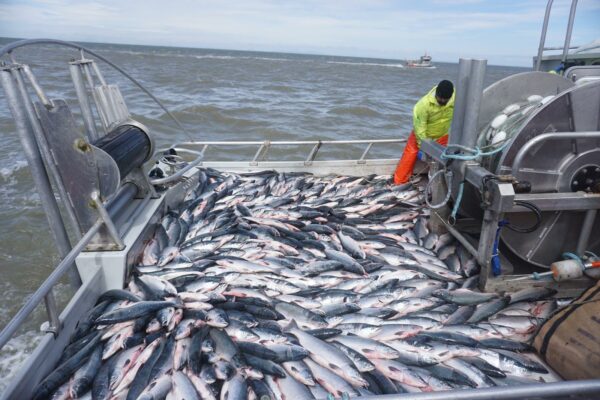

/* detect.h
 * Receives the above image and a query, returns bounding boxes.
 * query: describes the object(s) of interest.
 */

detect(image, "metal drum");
[457,72,574,220]
[497,80,600,267]
[458,74,600,267]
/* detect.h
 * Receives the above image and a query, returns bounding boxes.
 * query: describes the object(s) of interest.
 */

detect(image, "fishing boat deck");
[3,163,567,399]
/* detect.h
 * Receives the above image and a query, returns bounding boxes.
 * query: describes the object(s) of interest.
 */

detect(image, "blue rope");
[441,144,480,161]
[562,252,585,270]
[441,141,510,161]
[450,181,465,222]
[491,220,510,276]
[441,141,511,224]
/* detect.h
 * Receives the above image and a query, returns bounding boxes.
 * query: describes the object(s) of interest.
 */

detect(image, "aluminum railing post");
[21,65,51,107]
[561,0,578,65]
[535,0,554,71]
[0,183,137,350]
[449,58,472,146]
[43,293,61,335]
[462,59,487,148]
[69,63,99,141]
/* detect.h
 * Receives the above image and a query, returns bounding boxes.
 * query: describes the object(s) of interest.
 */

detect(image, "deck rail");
[172,138,407,164]
[0,184,138,351]
[148,138,407,184]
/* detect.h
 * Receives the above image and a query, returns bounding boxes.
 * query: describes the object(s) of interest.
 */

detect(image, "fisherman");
[393,80,455,184]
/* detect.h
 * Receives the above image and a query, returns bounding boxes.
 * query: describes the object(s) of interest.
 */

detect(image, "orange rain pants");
[393,131,448,185]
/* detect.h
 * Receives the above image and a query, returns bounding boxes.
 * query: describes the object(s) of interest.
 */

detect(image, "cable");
[425,169,453,209]
[584,251,599,259]
[505,200,542,233]
[0,39,195,142]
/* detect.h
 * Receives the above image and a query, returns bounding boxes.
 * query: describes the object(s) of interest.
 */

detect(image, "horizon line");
[0,36,531,69]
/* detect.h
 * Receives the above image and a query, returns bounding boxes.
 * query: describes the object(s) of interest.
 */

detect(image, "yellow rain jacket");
[413,86,455,145]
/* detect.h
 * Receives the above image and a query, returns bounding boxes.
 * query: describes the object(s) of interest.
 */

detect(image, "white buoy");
[491,114,507,129]
[491,130,507,145]
[541,95,555,105]
[551,260,584,281]
[527,94,543,104]
[486,127,496,141]
[502,103,520,115]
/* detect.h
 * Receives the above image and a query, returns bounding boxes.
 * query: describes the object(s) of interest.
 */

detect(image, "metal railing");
[360,379,600,399]
[150,138,407,185]
[535,0,579,71]
[151,138,407,185]
[173,138,407,165]
[0,184,137,351]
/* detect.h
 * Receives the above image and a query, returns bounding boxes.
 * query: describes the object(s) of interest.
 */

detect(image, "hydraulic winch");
[421,58,600,293]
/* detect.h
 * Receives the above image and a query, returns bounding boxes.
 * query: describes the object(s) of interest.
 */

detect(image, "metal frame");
[565,65,600,84]
[1,190,166,400]
[149,138,407,185]
[512,131,600,173]
[420,57,600,292]
[173,138,407,164]
[360,379,600,400]
[0,184,137,350]
[0,40,167,349]
[423,131,600,290]
[535,0,579,71]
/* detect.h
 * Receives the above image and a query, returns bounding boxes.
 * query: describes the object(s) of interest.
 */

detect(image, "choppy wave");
[97,47,294,63]
[327,61,405,68]
[194,55,291,62]
[0,331,42,393]
[172,105,266,128]
[328,105,383,117]
[0,160,28,181]
[263,84,297,93]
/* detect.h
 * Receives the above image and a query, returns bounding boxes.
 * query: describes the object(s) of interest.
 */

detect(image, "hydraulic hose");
[506,200,542,233]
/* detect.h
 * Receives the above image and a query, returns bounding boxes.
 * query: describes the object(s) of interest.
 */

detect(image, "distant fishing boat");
[405,53,436,69]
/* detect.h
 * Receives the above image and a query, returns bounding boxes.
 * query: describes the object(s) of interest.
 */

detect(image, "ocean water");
[0,37,527,392]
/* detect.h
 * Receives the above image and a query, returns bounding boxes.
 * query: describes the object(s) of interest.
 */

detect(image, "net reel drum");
[462,74,600,269]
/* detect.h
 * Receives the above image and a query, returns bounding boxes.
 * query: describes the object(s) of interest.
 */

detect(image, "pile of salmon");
[36,169,558,400]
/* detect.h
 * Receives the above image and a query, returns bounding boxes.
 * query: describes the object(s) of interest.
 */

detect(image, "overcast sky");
[1,0,599,66]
